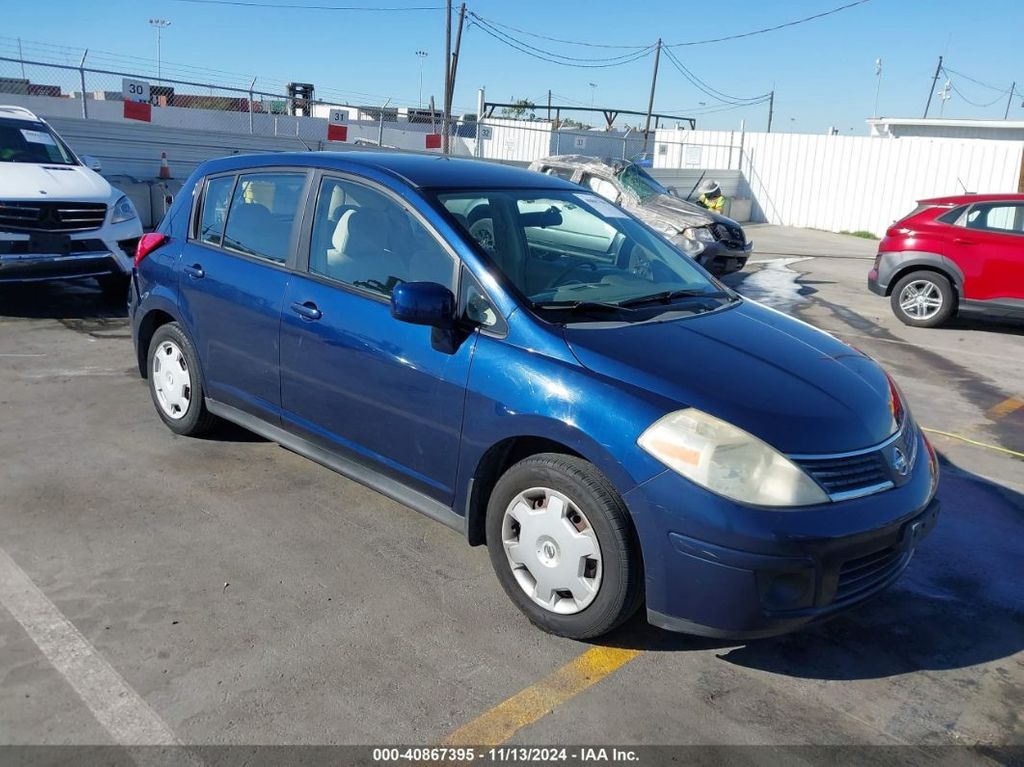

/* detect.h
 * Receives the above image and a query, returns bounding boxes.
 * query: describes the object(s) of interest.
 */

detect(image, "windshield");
[437,189,731,320]
[615,163,670,203]
[0,118,77,165]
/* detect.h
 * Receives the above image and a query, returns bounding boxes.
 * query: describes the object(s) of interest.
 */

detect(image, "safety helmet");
[699,180,721,197]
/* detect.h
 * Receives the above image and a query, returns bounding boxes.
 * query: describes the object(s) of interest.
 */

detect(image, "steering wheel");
[548,261,600,289]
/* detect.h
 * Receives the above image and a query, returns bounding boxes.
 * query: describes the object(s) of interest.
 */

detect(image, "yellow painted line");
[986,397,1024,420]
[922,427,1024,460]
[442,647,641,747]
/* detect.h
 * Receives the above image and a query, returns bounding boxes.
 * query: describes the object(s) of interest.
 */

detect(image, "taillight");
[134,233,168,267]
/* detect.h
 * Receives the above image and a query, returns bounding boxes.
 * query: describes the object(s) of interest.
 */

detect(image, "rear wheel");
[485,454,643,638]
[147,323,218,436]
[890,270,956,328]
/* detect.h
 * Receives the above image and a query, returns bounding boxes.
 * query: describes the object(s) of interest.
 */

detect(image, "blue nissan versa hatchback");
[130,152,940,640]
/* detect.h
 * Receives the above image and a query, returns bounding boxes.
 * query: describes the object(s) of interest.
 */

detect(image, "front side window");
[964,203,1024,234]
[437,189,731,320]
[308,177,455,297]
[222,172,306,263]
[0,117,76,165]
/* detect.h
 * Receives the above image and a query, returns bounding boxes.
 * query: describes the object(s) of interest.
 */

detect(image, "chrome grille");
[0,201,107,233]
[794,451,891,499]
[835,547,906,602]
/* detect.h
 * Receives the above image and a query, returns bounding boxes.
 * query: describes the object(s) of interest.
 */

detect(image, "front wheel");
[485,454,643,639]
[890,270,956,328]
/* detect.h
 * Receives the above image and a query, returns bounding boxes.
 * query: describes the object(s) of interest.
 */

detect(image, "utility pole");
[642,38,662,153]
[445,1,466,149]
[923,55,943,118]
[1006,82,1016,120]
[18,38,26,78]
[767,89,775,133]
[148,19,171,83]
[441,0,452,154]
[547,89,552,121]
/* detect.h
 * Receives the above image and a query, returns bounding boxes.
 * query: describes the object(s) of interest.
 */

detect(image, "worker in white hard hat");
[696,180,726,214]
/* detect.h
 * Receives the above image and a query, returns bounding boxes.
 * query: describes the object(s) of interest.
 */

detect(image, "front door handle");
[953,238,976,245]
[183,263,205,279]
[290,301,322,321]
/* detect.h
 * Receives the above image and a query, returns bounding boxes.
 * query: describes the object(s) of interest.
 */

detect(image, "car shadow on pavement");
[0,281,127,321]
[939,315,1024,336]
[598,454,1024,681]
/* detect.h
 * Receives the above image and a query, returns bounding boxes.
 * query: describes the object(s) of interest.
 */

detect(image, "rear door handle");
[183,264,205,279]
[290,301,322,321]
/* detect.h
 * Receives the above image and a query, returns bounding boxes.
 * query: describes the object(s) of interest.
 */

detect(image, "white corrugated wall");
[655,128,1024,236]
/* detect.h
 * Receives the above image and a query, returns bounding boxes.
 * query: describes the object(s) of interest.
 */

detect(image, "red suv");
[868,194,1024,327]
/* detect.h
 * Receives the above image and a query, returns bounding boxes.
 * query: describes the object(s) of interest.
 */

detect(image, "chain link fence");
[1,53,742,170]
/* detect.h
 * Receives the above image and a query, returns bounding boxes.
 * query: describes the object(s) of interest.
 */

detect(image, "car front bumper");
[698,240,752,276]
[623,428,940,639]
[0,221,141,284]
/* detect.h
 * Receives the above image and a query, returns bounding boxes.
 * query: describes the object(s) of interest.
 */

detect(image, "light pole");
[148,19,171,83]
[588,81,597,108]
[415,50,428,108]
[873,57,883,118]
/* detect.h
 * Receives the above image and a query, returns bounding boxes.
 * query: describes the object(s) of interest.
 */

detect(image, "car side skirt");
[205,398,468,536]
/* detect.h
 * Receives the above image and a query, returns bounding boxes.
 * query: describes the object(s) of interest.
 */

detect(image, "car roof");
[196,151,579,191]
[533,154,623,173]
[918,193,1024,205]
[0,105,41,122]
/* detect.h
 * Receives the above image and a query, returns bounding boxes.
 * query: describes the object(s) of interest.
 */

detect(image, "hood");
[0,163,112,202]
[563,300,899,455]
[633,193,739,235]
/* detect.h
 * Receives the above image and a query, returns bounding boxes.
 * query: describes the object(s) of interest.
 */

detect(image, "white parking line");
[0,546,181,746]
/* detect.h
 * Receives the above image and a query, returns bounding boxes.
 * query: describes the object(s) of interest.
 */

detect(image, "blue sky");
[2,0,1022,133]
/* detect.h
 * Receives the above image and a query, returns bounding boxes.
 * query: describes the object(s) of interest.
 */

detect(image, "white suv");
[0,106,143,298]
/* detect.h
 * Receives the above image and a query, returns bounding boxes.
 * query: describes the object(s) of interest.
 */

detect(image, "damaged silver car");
[528,155,751,275]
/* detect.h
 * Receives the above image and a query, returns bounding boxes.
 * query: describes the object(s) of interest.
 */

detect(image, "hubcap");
[501,487,603,615]
[898,279,943,320]
[152,340,192,420]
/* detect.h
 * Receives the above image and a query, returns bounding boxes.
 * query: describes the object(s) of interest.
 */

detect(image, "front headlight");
[671,232,704,256]
[683,226,715,242]
[110,195,137,224]
[638,408,829,507]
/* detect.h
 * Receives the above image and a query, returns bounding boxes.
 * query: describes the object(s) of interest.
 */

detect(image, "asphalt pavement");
[0,227,1021,761]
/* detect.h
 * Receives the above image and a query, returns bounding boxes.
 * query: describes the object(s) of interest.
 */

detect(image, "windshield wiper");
[618,289,731,308]
[532,300,635,314]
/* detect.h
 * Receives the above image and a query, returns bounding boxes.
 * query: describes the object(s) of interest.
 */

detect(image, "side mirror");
[81,154,102,173]
[390,281,456,328]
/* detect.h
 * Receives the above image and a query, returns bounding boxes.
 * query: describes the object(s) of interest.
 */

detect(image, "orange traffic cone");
[158,151,172,179]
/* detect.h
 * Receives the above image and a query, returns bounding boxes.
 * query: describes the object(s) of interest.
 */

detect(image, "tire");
[97,274,130,304]
[890,270,956,328]
[147,322,218,436]
[485,453,643,639]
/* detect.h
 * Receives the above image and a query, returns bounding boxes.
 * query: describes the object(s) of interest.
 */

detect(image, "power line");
[468,15,656,64]
[946,80,1008,109]
[470,1,874,51]
[941,65,1014,94]
[466,19,655,68]
[662,47,768,105]
[666,0,874,47]
[467,13,648,49]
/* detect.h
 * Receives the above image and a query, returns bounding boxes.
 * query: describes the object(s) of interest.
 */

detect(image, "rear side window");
[222,172,306,263]
[198,176,235,246]
[541,166,573,181]
[936,205,967,225]
[964,202,1024,234]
